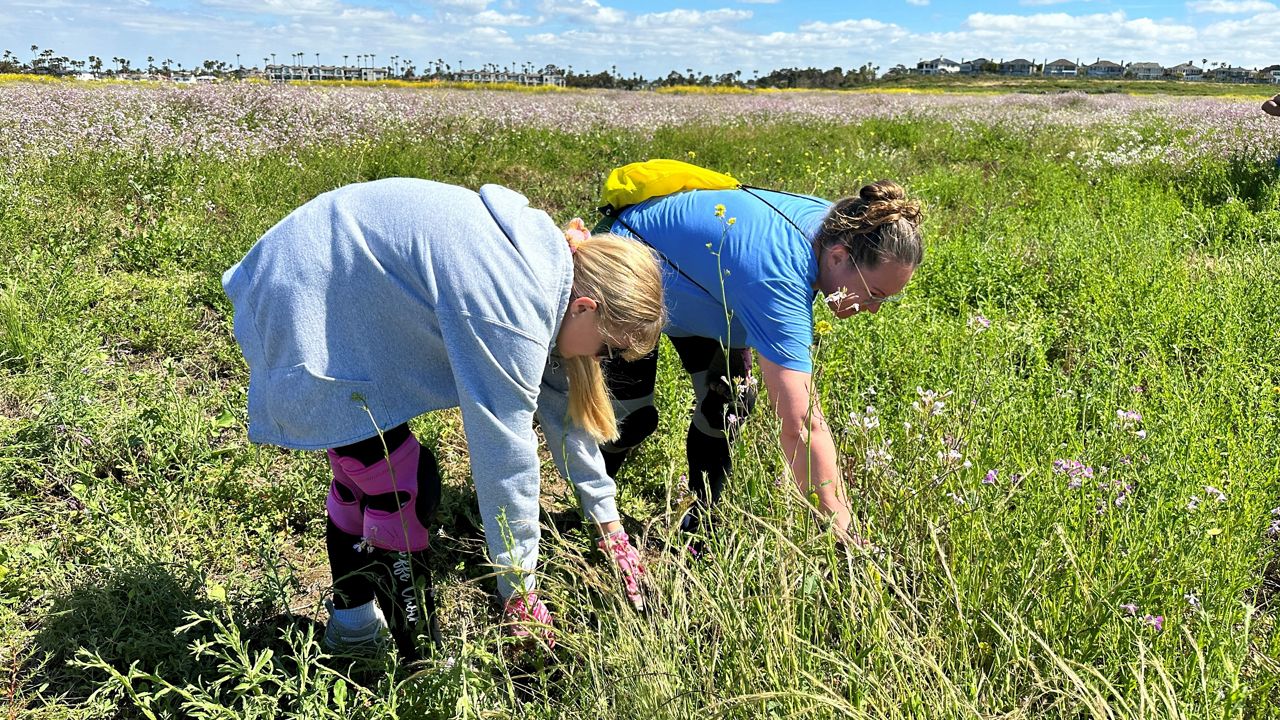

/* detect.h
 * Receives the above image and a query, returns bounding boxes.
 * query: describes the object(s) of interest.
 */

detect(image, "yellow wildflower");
[714,204,726,217]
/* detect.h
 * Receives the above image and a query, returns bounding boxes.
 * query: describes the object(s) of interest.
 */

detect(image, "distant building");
[453,66,565,86]
[1210,66,1251,82]
[1001,59,1036,76]
[915,58,960,75]
[960,58,992,75]
[1166,63,1203,80]
[1086,60,1124,78]
[1043,59,1078,77]
[264,64,387,82]
[1126,62,1164,80]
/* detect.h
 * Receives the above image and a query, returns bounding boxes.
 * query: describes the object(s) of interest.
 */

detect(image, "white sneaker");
[323,598,388,651]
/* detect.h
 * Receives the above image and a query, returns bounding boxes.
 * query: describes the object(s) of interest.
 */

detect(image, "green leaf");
[212,407,238,430]
[207,583,227,602]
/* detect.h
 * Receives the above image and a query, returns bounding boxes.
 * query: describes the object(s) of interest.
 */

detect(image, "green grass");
[1,96,1278,719]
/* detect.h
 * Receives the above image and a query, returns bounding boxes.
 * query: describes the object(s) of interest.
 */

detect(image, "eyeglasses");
[595,327,628,361]
[853,263,903,305]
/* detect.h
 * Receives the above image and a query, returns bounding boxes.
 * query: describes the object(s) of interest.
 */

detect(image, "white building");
[454,66,565,86]
[264,64,387,82]
[1126,62,1164,80]
[1001,59,1036,76]
[1044,59,1078,77]
[1086,60,1124,78]
[915,58,960,75]
[1210,66,1251,82]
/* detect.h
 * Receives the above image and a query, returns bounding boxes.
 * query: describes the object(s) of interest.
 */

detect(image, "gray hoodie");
[222,178,618,598]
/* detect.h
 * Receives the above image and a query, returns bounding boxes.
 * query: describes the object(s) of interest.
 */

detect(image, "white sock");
[331,599,379,628]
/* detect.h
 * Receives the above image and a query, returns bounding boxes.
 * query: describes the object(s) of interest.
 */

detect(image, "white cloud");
[963,10,1197,42]
[537,0,626,26]
[434,0,490,9]
[445,9,540,26]
[906,0,930,6]
[738,0,778,3]
[796,18,898,33]
[466,26,517,45]
[200,0,345,16]
[1188,0,1276,12]
[633,8,752,28]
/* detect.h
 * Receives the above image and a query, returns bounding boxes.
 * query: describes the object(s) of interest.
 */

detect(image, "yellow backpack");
[601,159,740,211]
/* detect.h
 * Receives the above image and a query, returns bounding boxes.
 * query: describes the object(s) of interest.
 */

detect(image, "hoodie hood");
[479,183,575,341]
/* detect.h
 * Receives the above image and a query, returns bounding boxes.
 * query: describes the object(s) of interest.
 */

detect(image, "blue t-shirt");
[612,188,830,373]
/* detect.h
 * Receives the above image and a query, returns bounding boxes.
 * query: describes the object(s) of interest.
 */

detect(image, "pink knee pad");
[329,437,432,553]
[325,450,365,537]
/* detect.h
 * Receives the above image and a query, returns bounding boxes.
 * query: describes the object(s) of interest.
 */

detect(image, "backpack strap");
[739,185,829,238]
[600,204,720,301]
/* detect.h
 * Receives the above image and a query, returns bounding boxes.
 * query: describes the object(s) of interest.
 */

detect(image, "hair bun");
[860,179,906,204]
[858,180,921,227]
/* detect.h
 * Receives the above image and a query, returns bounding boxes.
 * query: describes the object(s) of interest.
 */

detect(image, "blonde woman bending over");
[223,178,664,660]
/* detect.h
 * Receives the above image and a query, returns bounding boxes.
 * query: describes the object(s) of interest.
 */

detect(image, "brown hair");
[814,180,924,269]
[562,232,665,443]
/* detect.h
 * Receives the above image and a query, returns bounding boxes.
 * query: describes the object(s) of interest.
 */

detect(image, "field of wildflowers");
[0,82,1278,719]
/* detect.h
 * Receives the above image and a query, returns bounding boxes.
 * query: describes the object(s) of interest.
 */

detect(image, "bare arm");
[757,355,853,538]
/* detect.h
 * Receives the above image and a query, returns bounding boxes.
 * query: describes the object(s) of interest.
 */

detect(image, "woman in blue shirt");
[601,180,923,544]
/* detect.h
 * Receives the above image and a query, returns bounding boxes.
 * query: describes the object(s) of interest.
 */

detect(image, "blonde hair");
[815,180,924,269]
[563,232,665,443]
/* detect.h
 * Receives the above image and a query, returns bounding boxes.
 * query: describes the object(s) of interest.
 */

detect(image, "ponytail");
[565,355,617,442]
[561,231,666,443]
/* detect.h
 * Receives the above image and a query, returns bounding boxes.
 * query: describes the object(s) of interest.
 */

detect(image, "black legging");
[602,336,756,534]
[327,424,442,660]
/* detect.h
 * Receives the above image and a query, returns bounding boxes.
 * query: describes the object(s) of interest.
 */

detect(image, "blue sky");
[1,0,1272,76]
